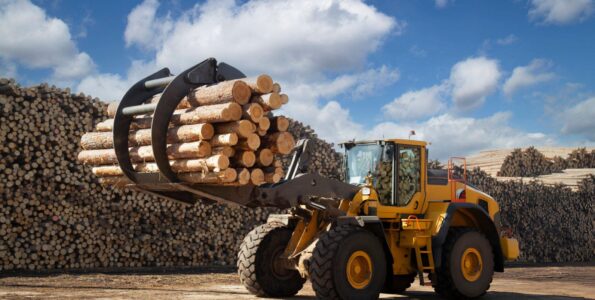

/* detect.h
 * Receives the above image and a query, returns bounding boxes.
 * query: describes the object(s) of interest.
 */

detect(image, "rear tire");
[237,222,305,297]
[433,228,494,299]
[309,224,387,300]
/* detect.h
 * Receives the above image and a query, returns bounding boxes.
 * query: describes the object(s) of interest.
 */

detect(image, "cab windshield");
[345,143,383,185]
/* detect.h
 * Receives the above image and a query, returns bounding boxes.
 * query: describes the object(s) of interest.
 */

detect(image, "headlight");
[361,187,371,195]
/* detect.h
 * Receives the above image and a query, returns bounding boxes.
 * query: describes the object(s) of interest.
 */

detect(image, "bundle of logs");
[76,75,295,187]
[498,147,595,177]
[467,169,594,263]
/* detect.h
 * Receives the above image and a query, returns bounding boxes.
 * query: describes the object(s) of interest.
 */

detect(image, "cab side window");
[397,146,421,206]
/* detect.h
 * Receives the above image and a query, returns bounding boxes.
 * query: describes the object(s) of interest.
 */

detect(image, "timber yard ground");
[0,265,593,299]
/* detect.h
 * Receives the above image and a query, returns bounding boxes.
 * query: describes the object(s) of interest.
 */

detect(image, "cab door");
[376,143,426,217]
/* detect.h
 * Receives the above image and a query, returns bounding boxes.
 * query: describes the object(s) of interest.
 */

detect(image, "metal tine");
[122,103,157,116]
[144,76,175,89]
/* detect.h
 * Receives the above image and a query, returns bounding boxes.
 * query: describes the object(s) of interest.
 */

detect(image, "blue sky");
[1,0,594,159]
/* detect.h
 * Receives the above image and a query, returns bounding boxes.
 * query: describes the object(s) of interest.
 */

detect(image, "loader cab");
[343,139,427,216]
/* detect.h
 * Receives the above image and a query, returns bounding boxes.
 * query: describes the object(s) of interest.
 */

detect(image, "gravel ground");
[0,265,593,299]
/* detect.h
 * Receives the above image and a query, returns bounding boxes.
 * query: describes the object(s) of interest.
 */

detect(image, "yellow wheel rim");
[346,250,373,289]
[461,247,483,282]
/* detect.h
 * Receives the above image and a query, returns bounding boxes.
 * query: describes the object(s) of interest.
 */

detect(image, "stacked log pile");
[467,169,593,263]
[498,147,595,177]
[77,75,293,187]
[278,119,344,180]
[564,148,595,168]
[498,147,559,177]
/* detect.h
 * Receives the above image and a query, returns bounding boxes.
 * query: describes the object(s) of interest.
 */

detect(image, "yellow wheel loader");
[109,60,519,299]
[234,139,519,299]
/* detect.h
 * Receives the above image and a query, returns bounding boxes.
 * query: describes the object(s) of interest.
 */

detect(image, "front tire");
[433,228,494,299]
[310,224,387,300]
[237,222,305,297]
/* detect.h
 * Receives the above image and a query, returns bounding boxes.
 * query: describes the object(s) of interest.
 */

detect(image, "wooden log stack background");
[77,75,293,187]
[498,146,595,177]
[0,77,592,273]
[467,169,593,263]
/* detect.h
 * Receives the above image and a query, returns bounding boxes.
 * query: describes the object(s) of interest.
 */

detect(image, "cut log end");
[267,132,295,155]
[232,81,252,104]
[234,151,256,168]
[236,168,251,185]
[238,133,261,151]
[257,148,274,167]
[258,117,270,131]
[255,75,273,93]
[250,168,265,185]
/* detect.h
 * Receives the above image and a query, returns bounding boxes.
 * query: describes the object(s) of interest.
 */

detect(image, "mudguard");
[431,203,504,272]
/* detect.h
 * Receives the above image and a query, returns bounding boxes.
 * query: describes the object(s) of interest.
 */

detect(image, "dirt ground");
[0,265,593,299]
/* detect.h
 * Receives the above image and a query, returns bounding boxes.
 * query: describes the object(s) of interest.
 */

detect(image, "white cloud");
[560,97,595,141]
[435,0,449,8]
[124,0,173,50]
[449,57,501,109]
[0,0,95,80]
[383,84,447,120]
[348,66,400,99]
[76,60,159,101]
[53,53,95,80]
[278,66,397,142]
[528,0,594,25]
[77,73,130,101]
[371,112,554,160]
[503,59,555,97]
[122,0,398,79]
[496,34,518,45]
[409,45,427,57]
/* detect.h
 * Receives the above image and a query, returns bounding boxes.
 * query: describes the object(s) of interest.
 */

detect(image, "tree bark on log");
[80,123,214,149]
[215,120,256,138]
[77,141,212,165]
[181,80,251,107]
[211,146,235,157]
[210,133,238,147]
[98,168,237,185]
[102,103,241,130]
[92,155,229,176]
